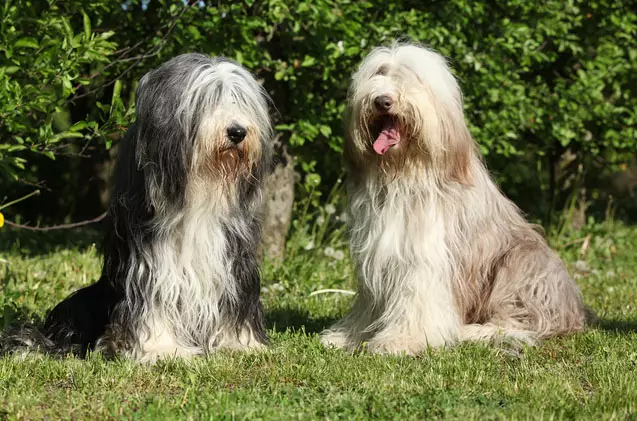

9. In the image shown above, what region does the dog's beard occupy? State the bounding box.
[214,145,253,180]
[196,135,261,186]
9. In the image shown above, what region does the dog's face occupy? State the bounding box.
[133,55,273,209]
[192,62,270,184]
[346,43,473,184]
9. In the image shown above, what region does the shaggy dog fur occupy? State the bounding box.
[3,54,273,362]
[320,43,587,355]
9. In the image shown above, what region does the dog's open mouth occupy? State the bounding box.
[370,114,400,155]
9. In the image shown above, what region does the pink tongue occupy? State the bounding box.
[372,123,401,155]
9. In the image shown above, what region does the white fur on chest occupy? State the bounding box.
[350,181,450,289]
[347,177,461,348]
[145,196,238,346]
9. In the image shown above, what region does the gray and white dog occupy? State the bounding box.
[6,54,273,362]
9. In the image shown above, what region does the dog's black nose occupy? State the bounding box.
[227,124,247,144]
[374,95,394,111]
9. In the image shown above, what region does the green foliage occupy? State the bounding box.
[0,0,635,222]
[0,0,123,180]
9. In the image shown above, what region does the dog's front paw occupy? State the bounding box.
[365,336,426,356]
[319,329,353,350]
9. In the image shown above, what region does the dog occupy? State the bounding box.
[4,54,273,362]
[320,42,587,355]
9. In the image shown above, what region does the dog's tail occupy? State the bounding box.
[0,323,74,358]
[0,280,118,358]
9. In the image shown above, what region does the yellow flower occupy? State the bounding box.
[0,212,3,228]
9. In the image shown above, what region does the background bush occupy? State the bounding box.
[1,0,635,227]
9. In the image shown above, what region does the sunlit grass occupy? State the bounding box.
[0,219,635,419]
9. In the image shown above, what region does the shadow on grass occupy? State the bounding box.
[595,319,637,334]
[266,306,337,335]
[0,303,46,357]
[1,302,44,330]
[0,226,104,255]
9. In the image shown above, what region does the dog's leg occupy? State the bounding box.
[319,327,353,350]
[462,245,586,345]
[41,279,118,355]
[323,196,462,354]
[214,250,268,351]
[460,323,536,347]
[138,318,201,362]
[213,295,268,351]
[320,294,377,350]
[213,323,267,351]
[135,320,202,362]
[100,312,202,362]
[364,267,461,355]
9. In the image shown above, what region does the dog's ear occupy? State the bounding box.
[442,107,474,186]
[342,105,369,173]
[135,87,192,212]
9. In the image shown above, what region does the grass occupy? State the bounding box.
[0,219,636,420]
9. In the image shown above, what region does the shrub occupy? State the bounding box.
[1,0,635,225]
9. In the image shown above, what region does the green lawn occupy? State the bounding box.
[1,222,636,419]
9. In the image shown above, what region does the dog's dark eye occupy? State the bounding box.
[375,65,389,76]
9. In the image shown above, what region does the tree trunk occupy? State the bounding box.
[260,141,295,266]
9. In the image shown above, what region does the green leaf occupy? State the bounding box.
[274,69,286,81]
[100,31,115,40]
[60,17,73,39]
[2,66,19,74]
[69,121,88,132]
[187,26,201,40]
[301,55,316,67]
[112,80,122,104]
[110,79,122,115]
[49,132,84,143]
[61,77,73,97]
[319,125,332,137]
[14,38,39,49]
[275,124,295,131]
[83,12,92,39]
